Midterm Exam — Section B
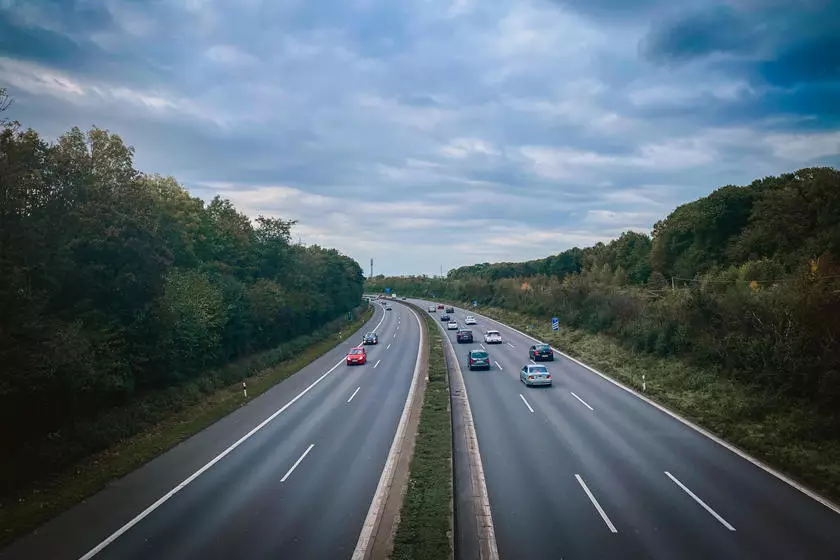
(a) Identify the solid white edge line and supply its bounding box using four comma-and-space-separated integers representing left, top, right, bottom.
570, 391, 594, 411
374, 359, 381, 369
519, 393, 535, 413
665, 471, 736, 531
434, 305, 500, 560
475, 310, 840, 516
280, 444, 315, 482
352, 304, 424, 560
575, 474, 618, 533
78, 306, 387, 560
348, 386, 361, 403
495, 361, 503, 371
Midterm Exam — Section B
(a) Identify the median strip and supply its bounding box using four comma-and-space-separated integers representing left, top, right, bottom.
388, 304, 454, 560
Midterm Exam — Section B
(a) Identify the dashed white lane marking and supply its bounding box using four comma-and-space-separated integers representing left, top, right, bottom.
570, 391, 594, 411
281, 444, 315, 483
665, 471, 736, 531
347, 387, 361, 403
519, 394, 535, 413
575, 474, 618, 533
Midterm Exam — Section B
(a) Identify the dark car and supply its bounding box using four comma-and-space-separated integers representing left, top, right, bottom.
363, 332, 378, 345
456, 329, 473, 343
445, 307, 455, 313
467, 350, 491, 370
440, 314, 450, 322
529, 343, 554, 361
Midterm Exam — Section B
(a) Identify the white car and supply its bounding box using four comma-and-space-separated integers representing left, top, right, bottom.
464, 316, 477, 325
428, 306, 436, 312
447, 321, 458, 330
484, 330, 502, 344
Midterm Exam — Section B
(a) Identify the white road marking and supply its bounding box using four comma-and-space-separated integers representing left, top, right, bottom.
570, 392, 594, 411
79, 310, 389, 560
374, 360, 381, 369
281, 444, 315, 482
347, 386, 361, 403
507, 342, 515, 348
665, 471, 736, 531
474, 310, 840, 516
480, 343, 486, 350
529, 359, 536, 364
393, 332, 396, 338
386, 343, 391, 350
353, 306, 427, 558
397, 325, 399, 330
519, 394, 535, 413
495, 361, 503, 371
575, 474, 618, 533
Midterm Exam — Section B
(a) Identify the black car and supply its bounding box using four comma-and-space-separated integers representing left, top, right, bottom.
529, 343, 554, 361
440, 314, 450, 322
467, 350, 491, 370
363, 332, 378, 345
445, 307, 455, 313
456, 329, 473, 343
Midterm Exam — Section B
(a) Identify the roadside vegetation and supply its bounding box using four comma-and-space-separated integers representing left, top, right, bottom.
368, 167, 840, 501
391, 308, 453, 560
0, 305, 372, 546
0, 102, 366, 542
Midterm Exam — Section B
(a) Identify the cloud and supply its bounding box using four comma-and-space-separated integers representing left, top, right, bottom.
1, 0, 837, 275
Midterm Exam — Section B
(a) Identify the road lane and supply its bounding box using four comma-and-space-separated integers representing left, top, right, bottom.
2, 303, 423, 560
415, 299, 840, 560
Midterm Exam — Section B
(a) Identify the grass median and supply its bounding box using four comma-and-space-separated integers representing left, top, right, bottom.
391, 311, 453, 560
0, 305, 374, 548
458, 303, 840, 504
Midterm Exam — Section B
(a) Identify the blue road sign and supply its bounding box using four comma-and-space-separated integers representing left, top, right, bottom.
552, 317, 559, 331
385, 287, 391, 294
473, 300, 477, 306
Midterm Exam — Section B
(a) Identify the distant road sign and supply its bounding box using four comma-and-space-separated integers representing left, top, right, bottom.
385, 287, 391, 294
473, 300, 477, 307
552, 317, 559, 331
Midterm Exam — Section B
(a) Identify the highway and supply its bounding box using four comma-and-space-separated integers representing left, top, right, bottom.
413, 299, 840, 560
1, 302, 422, 560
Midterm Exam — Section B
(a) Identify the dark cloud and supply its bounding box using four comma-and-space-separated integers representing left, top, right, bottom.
640, 5, 755, 63
1, 0, 838, 275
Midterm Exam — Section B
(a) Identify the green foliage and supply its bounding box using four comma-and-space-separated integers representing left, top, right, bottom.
368, 167, 840, 416
0, 124, 364, 500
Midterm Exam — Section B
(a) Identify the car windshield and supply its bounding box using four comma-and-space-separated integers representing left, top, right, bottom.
471, 351, 488, 358
530, 365, 548, 373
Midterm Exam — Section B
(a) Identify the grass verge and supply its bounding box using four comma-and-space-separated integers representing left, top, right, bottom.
391, 311, 453, 560
452, 302, 840, 504
0, 305, 374, 548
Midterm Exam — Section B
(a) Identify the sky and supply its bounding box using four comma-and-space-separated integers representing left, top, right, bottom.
1, 0, 839, 276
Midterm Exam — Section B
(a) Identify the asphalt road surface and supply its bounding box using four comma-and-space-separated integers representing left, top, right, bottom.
414, 299, 840, 560
1, 302, 422, 560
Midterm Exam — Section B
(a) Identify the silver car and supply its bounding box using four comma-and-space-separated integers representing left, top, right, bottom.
447, 321, 458, 330
520, 364, 552, 387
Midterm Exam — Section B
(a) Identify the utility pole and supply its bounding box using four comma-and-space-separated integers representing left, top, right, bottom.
370, 258, 374, 278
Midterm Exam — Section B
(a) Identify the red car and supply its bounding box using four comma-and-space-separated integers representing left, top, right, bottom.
437, 304, 444, 309
346, 347, 367, 365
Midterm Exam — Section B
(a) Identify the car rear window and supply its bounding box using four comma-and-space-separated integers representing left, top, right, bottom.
536, 344, 550, 351
350, 349, 363, 355
530, 365, 548, 373
487, 331, 500, 335
471, 351, 488, 358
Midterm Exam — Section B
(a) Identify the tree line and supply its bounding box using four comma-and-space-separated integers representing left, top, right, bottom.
368, 167, 840, 413
1, 118, 365, 462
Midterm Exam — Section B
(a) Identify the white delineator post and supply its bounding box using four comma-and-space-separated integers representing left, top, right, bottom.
242, 381, 248, 398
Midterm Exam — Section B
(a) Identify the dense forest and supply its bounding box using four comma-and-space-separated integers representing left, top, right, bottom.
0, 108, 365, 480
369, 167, 840, 412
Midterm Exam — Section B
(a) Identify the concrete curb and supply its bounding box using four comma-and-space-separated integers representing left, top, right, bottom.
352, 302, 429, 560
434, 315, 499, 560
